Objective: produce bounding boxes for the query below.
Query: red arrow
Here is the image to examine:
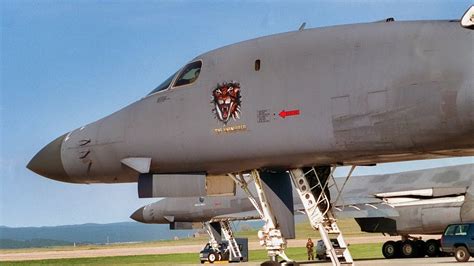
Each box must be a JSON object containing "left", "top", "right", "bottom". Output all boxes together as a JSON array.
[{"left": 279, "top": 109, "right": 300, "bottom": 118}]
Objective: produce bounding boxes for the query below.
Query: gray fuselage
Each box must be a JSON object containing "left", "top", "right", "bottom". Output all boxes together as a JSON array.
[{"left": 28, "top": 20, "right": 474, "bottom": 184}]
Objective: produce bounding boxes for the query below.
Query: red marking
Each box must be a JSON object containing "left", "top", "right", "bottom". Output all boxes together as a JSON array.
[{"left": 279, "top": 109, "right": 300, "bottom": 118}]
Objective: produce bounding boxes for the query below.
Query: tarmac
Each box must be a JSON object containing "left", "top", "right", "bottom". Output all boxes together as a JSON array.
[
  {"left": 1, "top": 234, "right": 462, "bottom": 265},
  {"left": 0, "top": 235, "right": 429, "bottom": 261},
  {"left": 301, "top": 257, "right": 466, "bottom": 265},
  {"left": 203, "top": 257, "right": 467, "bottom": 266}
]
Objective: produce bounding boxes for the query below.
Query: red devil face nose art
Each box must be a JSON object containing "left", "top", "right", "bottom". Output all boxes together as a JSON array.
[{"left": 212, "top": 81, "right": 241, "bottom": 124}]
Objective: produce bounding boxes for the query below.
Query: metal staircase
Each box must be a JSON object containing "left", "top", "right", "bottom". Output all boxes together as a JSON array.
[
  {"left": 203, "top": 222, "right": 220, "bottom": 251},
  {"left": 289, "top": 167, "right": 354, "bottom": 266},
  {"left": 220, "top": 220, "right": 242, "bottom": 261}
]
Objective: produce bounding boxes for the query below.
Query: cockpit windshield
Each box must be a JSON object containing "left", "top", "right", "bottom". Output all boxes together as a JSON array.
[
  {"left": 173, "top": 61, "right": 202, "bottom": 87},
  {"left": 147, "top": 72, "right": 176, "bottom": 96},
  {"left": 147, "top": 60, "right": 202, "bottom": 96}
]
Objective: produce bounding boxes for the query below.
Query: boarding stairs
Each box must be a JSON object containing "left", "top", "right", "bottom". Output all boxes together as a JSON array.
[
  {"left": 203, "top": 222, "right": 220, "bottom": 251},
  {"left": 290, "top": 167, "right": 354, "bottom": 266},
  {"left": 220, "top": 220, "right": 242, "bottom": 261}
]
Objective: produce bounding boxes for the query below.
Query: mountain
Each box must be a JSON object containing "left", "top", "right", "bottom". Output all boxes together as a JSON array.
[
  {"left": 0, "top": 222, "right": 194, "bottom": 248},
  {"left": 0, "top": 238, "right": 74, "bottom": 249}
]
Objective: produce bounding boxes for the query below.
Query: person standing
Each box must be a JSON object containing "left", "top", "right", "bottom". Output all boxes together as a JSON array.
[{"left": 306, "top": 238, "right": 314, "bottom": 260}]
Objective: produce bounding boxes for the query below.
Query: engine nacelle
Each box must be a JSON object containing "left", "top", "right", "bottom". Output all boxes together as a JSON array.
[
  {"left": 138, "top": 173, "right": 235, "bottom": 198},
  {"left": 356, "top": 195, "right": 467, "bottom": 235}
]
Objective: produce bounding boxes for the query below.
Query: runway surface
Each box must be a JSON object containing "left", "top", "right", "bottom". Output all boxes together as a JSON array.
[
  {"left": 0, "top": 235, "right": 398, "bottom": 261},
  {"left": 0, "top": 235, "right": 442, "bottom": 263},
  {"left": 219, "top": 257, "right": 464, "bottom": 266}
]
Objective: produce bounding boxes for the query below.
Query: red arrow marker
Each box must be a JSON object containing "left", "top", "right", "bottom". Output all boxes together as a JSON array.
[{"left": 279, "top": 109, "right": 300, "bottom": 118}]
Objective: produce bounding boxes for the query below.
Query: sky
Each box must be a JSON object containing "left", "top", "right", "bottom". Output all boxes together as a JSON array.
[{"left": 1, "top": 0, "right": 473, "bottom": 227}]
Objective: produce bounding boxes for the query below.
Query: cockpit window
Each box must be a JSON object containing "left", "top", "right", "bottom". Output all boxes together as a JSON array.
[
  {"left": 147, "top": 72, "right": 177, "bottom": 95},
  {"left": 173, "top": 61, "right": 202, "bottom": 87}
]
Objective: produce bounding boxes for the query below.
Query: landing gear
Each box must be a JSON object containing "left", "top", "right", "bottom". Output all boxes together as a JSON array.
[
  {"left": 425, "top": 239, "right": 440, "bottom": 257},
  {"left": 230, "top": 166, "right": 354, "bottom": 265},
  {"left": 400, "top": 240, "right": 417, "bottom": 258},
  {"left": 382, "top": 241, "right": 398, "bottom": 259},
  {"left": 382, "top": 238, "right": 442, "bottom": 259},
  {"left": 229, "top": 170, "right": 292, "bottom": 264},
  {"left": 414, "top": 240, "right": 426, "bottom": 258}
]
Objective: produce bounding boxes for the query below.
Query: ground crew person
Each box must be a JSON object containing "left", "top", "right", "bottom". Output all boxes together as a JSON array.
[{"left": 306, "top": 238, "right": 314, "bottom": 260}]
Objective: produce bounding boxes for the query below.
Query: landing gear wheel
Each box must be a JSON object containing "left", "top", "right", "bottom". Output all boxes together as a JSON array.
[
  {"left": 415, "top": 240, "right": 426, "bottom": 257},
  {"left": 396, "top": 240, "right": 403, "bottom": 258},
  {"left": 401, "top": 240, "right": 417, "bottom": 258},
  {"left": 425, "top": 239, "right": 440, "bottom": 257},
  {"left": 382, "top": 241, "right": 398, "bottom": 259},
  {"left": 208, "top": 252, "right": 217, "bottom": 263},
  {"left": 454, "top": 246, "right": 470, "bottom": 262}
]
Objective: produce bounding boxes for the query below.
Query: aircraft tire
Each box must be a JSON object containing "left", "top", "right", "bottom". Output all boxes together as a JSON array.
[
  {"left": 382, "top": 241, "right": 398, "bottom": 259},
  {"left": 454, "top": 246, "right": 470, "bottom": 262},
  {"left": 401, "top": 240, "right": 417, "bottom": 258},
  {"left": 414, "top": 240, "right": 426, "bottom": 257},
  {"left": 425, "top": 239, "right": 440, "bottom": 257},
  {"left": 208, "top": 252, "right": 217, "bottom": 263}
]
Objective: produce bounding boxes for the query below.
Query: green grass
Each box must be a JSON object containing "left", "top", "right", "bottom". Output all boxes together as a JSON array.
[{"left": 1, "top": 243, "right": 383, "bottom": 265}]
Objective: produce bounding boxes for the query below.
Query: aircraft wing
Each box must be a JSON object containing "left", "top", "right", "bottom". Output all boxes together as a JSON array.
[{"left": 332, "top": 202, "right": 399, "bottom": 219}]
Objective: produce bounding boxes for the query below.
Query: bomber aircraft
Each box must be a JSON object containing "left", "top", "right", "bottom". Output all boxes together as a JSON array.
[
  {"left": 28, "top": 6, "right": 474, "bottom": 265},
  {"left": 131, "top": 164, "right": 474, "bottom": 260}
]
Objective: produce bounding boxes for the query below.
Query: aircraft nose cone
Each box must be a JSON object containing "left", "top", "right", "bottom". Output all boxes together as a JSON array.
[
  {"left": 27, "top": 134, "right": 69, "bottom": 182},
  {"left": 130, "top": 207, "right": 145, "bottom": 223}
]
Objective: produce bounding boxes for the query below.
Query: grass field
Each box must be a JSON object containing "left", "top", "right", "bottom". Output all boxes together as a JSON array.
[{"left": 1, "top": 243, "right": 383, "bottom": 265}]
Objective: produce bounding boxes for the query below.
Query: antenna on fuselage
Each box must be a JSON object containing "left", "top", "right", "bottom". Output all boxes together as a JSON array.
[{"left": 299, "top": 22, "right": 306, "bottom": 31}]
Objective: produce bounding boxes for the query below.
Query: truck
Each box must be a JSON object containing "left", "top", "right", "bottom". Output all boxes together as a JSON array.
[
  {"left": 441, "top": 223, "right": 474, "bottom": 262},
  {"left": 199, "top": 238, "right": 248, "bottom": 263}
]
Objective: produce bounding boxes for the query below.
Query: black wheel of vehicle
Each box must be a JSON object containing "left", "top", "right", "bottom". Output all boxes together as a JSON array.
[
  {"left": 415, "top": 240, "right": 426, "bottom": 257},
  {"left": 382, "top": 241, "right": 398, "bottom": 259},
  {"left": 425, "top": 239, "right": 440, "bottom": 257},
  {"left": 208, "top": 252, "right": 217, "bottom": 263},
  {"left": 401, "top": 240, "right": 417, "bottom": 258},
  {"left": 454, "top": 246, "right": 470, "bottom": 262}
]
